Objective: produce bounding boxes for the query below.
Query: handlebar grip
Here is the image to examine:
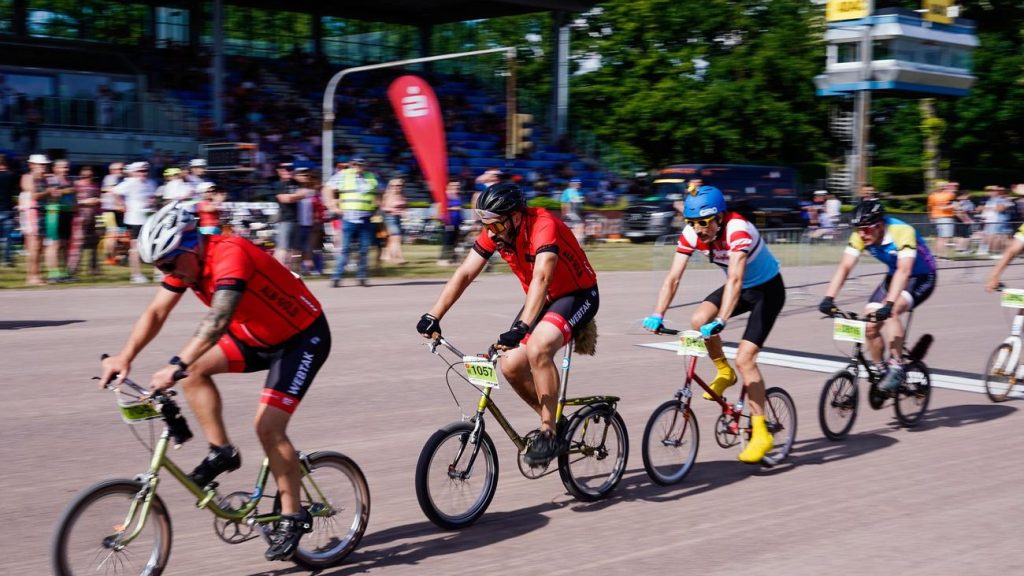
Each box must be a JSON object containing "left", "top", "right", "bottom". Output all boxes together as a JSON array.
[{"left": 656, "top": 327, "right": 680, "bottom": 335}]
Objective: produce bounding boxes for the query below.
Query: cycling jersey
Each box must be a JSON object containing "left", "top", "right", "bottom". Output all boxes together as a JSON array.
[
  {"left": 473, "top": 207, "right": 597, "bottom": 300},
  {"left": 845, "top": 216, "right": 937, "bottom": 276},
  {"left": 676, "top": 211, "right": 780, "bottom": 288},
  {"left": 163, "top": 236, "right": 322, "bottom": 348}
]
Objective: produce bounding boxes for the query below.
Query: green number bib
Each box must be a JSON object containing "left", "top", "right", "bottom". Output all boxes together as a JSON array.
[
  {"left": 1002, "top": 289, "right": 1024, "bottom": 309},
  {"left": 833, "top": 318, "right": 867, "bottom": 343},
  {"left": 677, "top": 330, "right": 709, "bottom": 357},
  {"left": 463, "top": 357, "right": 499, "bottom": 388}
]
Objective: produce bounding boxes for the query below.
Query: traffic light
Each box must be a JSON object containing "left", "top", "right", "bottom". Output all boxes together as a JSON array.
[{"left": 513, "top": 113, "right": 533, "bottom": 156}]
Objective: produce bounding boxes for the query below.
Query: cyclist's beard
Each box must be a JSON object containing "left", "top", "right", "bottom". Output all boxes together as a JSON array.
[{"left": 493, "top": 226, "right": 517, "bottom": 252}]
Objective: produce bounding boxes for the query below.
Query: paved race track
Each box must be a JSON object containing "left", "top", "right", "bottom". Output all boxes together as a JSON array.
[{"left": 2, "top": 261, "right": 1022, "bottom": 575}]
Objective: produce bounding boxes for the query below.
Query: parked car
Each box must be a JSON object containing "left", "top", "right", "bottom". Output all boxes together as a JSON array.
[{"left": 622, "top": 164, "right": 804, "bottom": 241}]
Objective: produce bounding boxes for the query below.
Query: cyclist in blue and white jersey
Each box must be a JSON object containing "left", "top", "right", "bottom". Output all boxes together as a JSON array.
[
  {"left": 819, "top": 199, "right": 937, "bottom": 393},
  {"left": 642, "top": 185, "right": 785, "bottom": 464}
]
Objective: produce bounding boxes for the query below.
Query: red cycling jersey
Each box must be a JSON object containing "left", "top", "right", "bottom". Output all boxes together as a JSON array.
[
  {"left": 163, "top": 236, "right": 322, "bottom": 348},
  {"left": 473, "top": 207, "right": 597, "bottom": 300}
]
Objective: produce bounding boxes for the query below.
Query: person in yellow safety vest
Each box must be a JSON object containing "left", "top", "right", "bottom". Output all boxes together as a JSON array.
[{"left": 327, "top": 157, "right": 380, "bottom": 287}]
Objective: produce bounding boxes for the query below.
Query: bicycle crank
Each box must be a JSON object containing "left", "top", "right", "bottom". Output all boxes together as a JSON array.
[
  {"left": 213, "top": 491, "right": 260, "bottom": 544},
  {"left": 714, "top": 414, "right": 740, "bottom": 448}
]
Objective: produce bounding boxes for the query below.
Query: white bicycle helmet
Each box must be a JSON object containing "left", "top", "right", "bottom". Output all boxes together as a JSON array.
[{"left": 138, "top": 201, "right": 198, "bottom": 263}]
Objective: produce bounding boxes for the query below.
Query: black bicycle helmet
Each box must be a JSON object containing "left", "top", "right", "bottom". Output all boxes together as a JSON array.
[
  {"left": 475, "top": 182, "right": 526, "bottom": 217},
  {"left": 849, "top": 198, "right": 885, "bottom": 226}
]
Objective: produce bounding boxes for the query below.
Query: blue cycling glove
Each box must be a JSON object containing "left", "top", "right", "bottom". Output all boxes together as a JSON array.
[
  {"left": 642, "top": 314, "right": 664, "bottom": 332},
  {"left": 699, "top": 317, "right": 726, "bottom": 338}
]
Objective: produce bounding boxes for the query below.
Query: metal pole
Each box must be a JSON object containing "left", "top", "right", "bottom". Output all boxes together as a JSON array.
[
  {"left": 506, "top": 52, "right": 516, "bottom": 159},
  {"left": 211, "top": 0, "right": 224, "bottom": 131},
  {"left": 853, "top": 23, "right": 873, "bottom": 195},
  {"left": 321, "top": 47, "right": 514, "bottom": 179}
]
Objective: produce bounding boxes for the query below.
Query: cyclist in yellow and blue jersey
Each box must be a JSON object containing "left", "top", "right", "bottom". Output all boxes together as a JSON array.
[{"left": 819, "top": 199, "right": 937, "bottom": 393}]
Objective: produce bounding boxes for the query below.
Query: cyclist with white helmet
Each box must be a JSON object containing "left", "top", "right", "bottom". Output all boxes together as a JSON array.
[
  {"left": 819, "top": 199, "right": 937, "bottom": 393},
  {"left": 642, "top": 185, "right": 785, "bottom": 464},
  {"left": 99, "top": 201, "right": 331, "bottom": 562}
]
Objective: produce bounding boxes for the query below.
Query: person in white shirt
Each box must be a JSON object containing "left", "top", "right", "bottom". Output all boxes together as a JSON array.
[
  {"left": 156, "top": 167, "right": 194, "bottom": 205},
  {"left": 115, "top": 162, "right": 157, "bottom": 283}
]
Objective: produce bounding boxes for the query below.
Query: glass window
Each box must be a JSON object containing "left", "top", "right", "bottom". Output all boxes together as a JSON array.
[
  {"left": 836, "top": 42, "right": 859, "bottom": 64},
  {"left": 156, "top": 6, "right": 189, "bottom": 46},
  {"left": 1, "top": 71, "right": 56, "bottom": 97},
  {"left": 27, "top": 0, "right": 79, "bottom": 39},
  {"left": 0, "top": 0, "right": 14, "bottom": 35},
  {"left": 872, "top": 39, "right": 891, "bottom": 60}
]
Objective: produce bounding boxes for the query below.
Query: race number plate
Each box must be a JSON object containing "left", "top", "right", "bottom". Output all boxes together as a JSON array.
[
  {"left": 463, "top": 357, "right": 499, "bottom": 388},
  {"left": 677, "top": 330, "right": 709, "bottom": 357},
  {"left": 119, "top": 401, "right": 161, "bottom": 423},
  {"left": 1001, "top": 288, "right": 1024, "bottom": 309},
  {"left": 833, "top": 318, "right": 867, "bottom": 343}
]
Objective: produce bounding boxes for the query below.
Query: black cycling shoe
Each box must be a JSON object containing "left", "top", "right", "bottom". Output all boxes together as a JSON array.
[
  {"left": 523, "top": 431, "right": 566, "bottom": 467},
  {"left": 188, "top": 444, "right": 241, "bottom": 488},
  {"left": 265, "top": 507, "right": 313, "bottom": 561}
]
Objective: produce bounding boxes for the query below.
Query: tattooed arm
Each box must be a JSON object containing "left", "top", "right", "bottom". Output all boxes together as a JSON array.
[{"left": 150, "top": 289, "right": 242, "bottom": 391}]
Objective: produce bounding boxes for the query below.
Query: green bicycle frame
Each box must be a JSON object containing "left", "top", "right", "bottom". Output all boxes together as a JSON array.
[{"left": 114, "top": 427, "right": 334, "bottom": 546}]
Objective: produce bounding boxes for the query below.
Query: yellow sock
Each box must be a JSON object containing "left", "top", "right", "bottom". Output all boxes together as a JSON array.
[
  {"left": 738, "top": 415, "right": 773, "bottom": 463},
  {"left": 703, "top": 358, "right": 737, "bottom": 400}
]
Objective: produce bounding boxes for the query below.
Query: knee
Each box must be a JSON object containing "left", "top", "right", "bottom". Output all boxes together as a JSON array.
[
  {"left": 735, "top": 352, "right": 757, "bottom": 374},
  {"left": 254, "top": 417, "right": 285, "bottom": 445}
]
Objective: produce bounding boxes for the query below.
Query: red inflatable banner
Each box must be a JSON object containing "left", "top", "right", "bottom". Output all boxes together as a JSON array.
[{"left": 387, "top": 75, "right": 449, "bottom": 220}]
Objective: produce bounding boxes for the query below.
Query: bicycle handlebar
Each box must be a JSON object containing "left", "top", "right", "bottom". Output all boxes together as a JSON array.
[
  {"left": 823, "top": 309, "right": 884, "bottom": 323},
  {"left": 427, "top": 337, "right": 500, "bottom": 363},
  {"left": 99, "top": 354, "right": 193, "bottom": 447},
  {"left": 654, "top": 326, "right": 680, "bottom": 335}
]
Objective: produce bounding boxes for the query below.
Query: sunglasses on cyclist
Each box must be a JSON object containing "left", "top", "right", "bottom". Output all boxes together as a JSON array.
[
  {"left": 154, "top": 247, "right": 196, "bottom": 274},
  {"left": 685, "top": 216, "right": 717, "bottom": 228},
  {"left": 482, "top": 218, "right": 510, "bottom": 234}
]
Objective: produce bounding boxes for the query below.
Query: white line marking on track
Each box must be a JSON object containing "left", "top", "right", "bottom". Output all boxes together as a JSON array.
[{"left": 637, "top": 341, "right": 1024, "bottom": 398}]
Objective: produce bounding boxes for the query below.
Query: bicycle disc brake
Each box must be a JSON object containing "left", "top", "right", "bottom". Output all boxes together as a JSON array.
[
  {"left": 213, "top": 491, "right": 259, "bottom": 544},
  {"left": 714, "top": 414, "right": 740, "bottom": 448}
]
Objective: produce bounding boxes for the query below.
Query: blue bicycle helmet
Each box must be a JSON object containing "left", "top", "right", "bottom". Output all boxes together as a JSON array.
[{"left": 683, "top": 185, "right": 727, "bottom": 219}]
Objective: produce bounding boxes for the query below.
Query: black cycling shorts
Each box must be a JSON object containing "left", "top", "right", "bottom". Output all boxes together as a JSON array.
[
  {"left": 518, "top": 286, "right": 600, "bottom": 346},
  {"left": 217, "top": 313, "right": 331, "bottom": 414},
  {"left": 869, "top": 272, "right": 936, "bottom": 309},
  {"left": 703, "top": 273, "right": 785, "bottom": 348}
]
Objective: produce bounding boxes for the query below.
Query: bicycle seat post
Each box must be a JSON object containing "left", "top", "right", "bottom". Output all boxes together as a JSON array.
[{"left": 555, "top": 341, "right": 574, "bottom": 423}]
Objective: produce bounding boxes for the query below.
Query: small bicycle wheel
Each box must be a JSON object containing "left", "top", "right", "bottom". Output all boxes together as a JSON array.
[
  {"left": 895, "top": 359, "right": 931, "bottom": 427},
  {"left": 558, "top": 404, "right": 629, "bottom": 501},
  {"left": 762, "top": 387, "right": 797, "bottom": 466},
  {"left": 291, "top": 451, "right": 371, "bottom": 569},
  {"left": 818, "top": 371, "right": 859, "bottom": 441},
  {"left": 641, "top": 399, "right": 700, "bottom": 485},
  {"left": 52, "top": 479, "right": 172, "bottom": 576},
  {"left": 984, "top": 343, "right": 1017, "bottom": 402},
  {"left": 415, "top": 421, "right": 499, "bottom": 530}
]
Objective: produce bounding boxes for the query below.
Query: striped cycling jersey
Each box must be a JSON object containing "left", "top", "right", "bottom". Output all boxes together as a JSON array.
[
  {"left": 845, "top": 216, "right": 936, "bottom": 276},
  {"left": 675, "top": 212, "right": 780, "bottom": 288}
]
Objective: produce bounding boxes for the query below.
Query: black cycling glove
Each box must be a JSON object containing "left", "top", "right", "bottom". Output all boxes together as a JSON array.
[
  {"left": 417, "top": 313, "right": 442, "bottom": 338},
  {"left": 874, "top": 301, "right": 894, "bottom": 321},
  {"left": 496, "top": 320, "right": 530, "bottom": 350},
  {"left": 818, "top": 296, "right": 836, "bottom": 316}
]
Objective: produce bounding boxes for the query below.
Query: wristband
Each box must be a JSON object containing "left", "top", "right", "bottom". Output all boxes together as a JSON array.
[{"left": 169, "top": 355, "right": 189, "bottom": 371}]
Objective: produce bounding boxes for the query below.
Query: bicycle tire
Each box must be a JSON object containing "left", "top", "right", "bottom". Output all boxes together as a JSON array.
[
  {"left": 291, "top": 451, "right": 371, "bottom": 569},
  {"left": 762, "top": 387, "right": 798, "bottom": 466},
  {"left": 558, "top": 404, "right": 629, "bottom": 501},
  {"left": 415, "top": 421, "right": 499, "bottom": 530},
  {"left": 818, "top": 371, "right": 859, "bottom": 441},
  {"left": 52, "top": 479, "right": 172, "bottom": 576},
  {"left": 895, "top": 359, "right": 931, "bottom": 427},
  {"left": 641, "top": 399, "right": 700, "bottom": 486},
  {"left": 983, "top": 343, "right": 1016, "bottom": 402}
]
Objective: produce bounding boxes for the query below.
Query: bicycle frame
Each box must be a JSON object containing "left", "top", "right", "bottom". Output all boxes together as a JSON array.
[
  {"left": 431, "top": 337, "right": 621, "bottom": 454},
  {"left": 111, "top": 397, "right": 335, "bottom": 547},
  {"left": 677, "top": 353, "right": 748, "bottom": 425}
]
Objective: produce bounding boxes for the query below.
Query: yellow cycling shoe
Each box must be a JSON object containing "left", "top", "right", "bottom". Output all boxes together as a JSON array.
[
  {"left": 703, "top": 369, "right": 737, "bottom": 400},
  {"left": 738, "top": 416, "right": 773, "bottom": 464}
]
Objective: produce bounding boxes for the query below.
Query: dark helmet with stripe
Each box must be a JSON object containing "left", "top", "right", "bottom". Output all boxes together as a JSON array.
[
  {"left": 850, "top": 198, "right": 885, "bottom": 226},
  {"left": 475, "top": 182, "right": 526, "bottom": 217}
]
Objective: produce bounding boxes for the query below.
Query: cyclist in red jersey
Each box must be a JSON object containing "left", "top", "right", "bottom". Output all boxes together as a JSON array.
[
  {"left": 99, "top": 202, "right": 330, "bottom": 562},
  {"left": 417, "top": 182, "right": 599, "bottom": 466}
]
